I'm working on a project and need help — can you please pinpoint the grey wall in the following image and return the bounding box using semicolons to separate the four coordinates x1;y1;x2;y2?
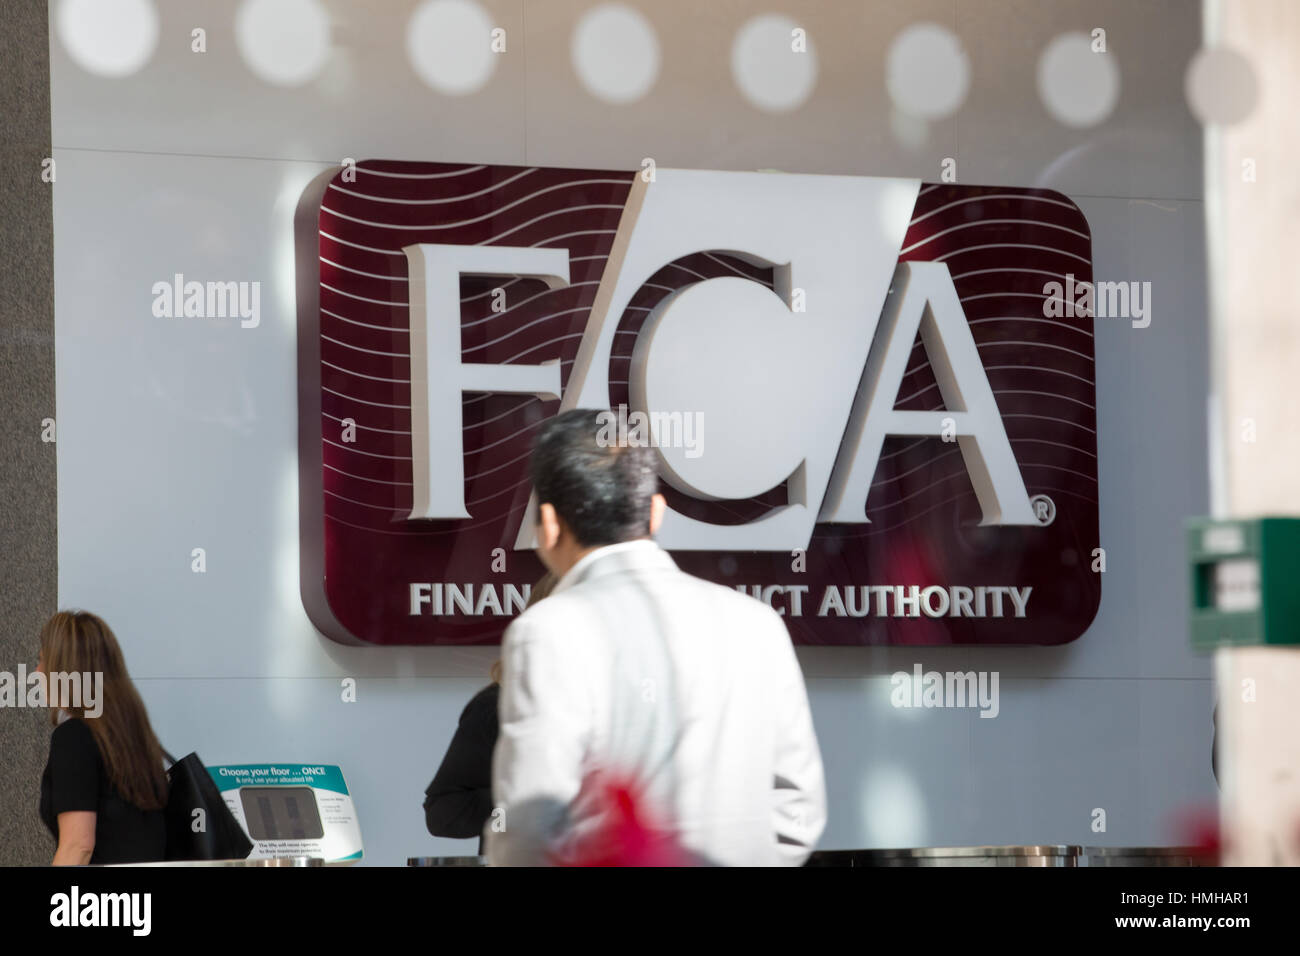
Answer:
0;0;57;867
39;0;1212;864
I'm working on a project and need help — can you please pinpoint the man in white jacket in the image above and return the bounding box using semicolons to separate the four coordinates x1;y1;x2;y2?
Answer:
486;409;826;866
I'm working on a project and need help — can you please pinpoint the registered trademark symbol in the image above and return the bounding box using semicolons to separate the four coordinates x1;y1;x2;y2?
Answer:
1030;494;1056;526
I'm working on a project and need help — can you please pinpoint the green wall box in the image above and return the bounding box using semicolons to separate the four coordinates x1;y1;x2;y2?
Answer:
1187;517;1300;652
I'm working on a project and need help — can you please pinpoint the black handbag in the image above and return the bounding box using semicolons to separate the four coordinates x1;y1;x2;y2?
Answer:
162;750;254;861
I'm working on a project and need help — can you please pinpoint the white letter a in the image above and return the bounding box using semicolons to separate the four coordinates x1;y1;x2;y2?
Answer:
820;261;1037;525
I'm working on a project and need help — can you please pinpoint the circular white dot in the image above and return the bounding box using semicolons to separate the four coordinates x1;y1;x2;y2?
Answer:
1037;32;1120;127
886;22;970;120
571;4;660;104
731;14;818;113
57;0;158;78
1186;48;1258;126
236;0;331;87
406;0;498;96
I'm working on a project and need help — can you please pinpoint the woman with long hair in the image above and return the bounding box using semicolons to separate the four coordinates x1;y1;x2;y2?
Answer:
37;610;169;865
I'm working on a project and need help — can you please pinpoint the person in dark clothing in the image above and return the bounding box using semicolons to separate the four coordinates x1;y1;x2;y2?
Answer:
41;717;167;864
423;574;555;853
423;683;500;853
37;610;169;865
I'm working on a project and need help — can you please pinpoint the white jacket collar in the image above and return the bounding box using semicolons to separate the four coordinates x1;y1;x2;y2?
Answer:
552;539;672;593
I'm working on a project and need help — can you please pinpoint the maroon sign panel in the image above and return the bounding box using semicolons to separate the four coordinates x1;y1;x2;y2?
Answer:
297;162;1099;646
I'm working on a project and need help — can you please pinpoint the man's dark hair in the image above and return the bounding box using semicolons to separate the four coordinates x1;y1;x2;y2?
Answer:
530;409;659;547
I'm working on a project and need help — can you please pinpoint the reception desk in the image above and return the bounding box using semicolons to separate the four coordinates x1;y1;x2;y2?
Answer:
408;846;1216;867
807;846;1215;867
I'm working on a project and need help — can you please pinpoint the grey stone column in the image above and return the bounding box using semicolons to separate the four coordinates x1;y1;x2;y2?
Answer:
0;0;57;866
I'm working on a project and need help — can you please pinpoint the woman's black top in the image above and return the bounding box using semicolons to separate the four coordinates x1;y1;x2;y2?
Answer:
39;718;167;864
424;683;499;854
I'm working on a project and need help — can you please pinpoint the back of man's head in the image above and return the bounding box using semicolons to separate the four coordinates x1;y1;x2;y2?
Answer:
530;409;659;547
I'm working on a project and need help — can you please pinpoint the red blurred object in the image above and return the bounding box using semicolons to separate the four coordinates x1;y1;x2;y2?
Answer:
1172;806;1222;864
554;775;699;867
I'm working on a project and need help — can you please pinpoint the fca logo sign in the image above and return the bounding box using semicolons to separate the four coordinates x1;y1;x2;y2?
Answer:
404;169;1039;550
298;161;1099;646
